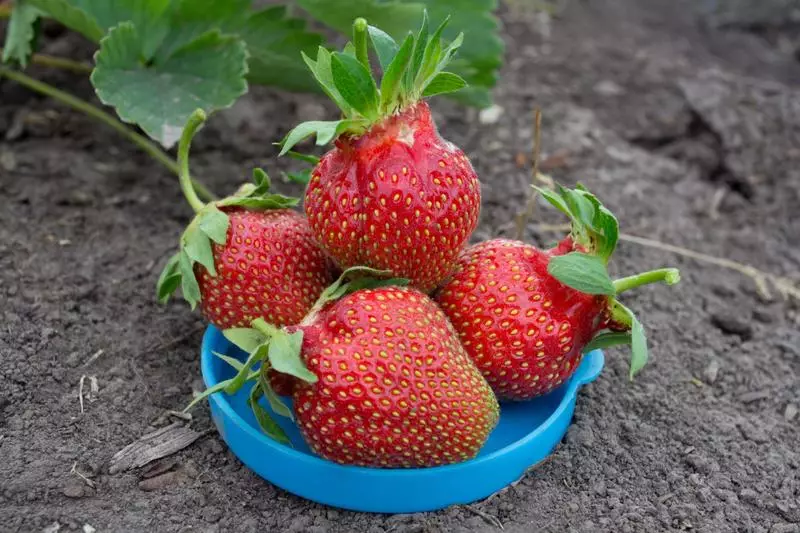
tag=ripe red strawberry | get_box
[280,16,480,291]
[436,185,681,400]
[194,272,500,467]
[157,111,335,394]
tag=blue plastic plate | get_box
[200,325,604,513]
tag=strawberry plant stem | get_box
[0,65,216,202]
[177,110,208,213]
[353,18,370,69]
[0,49,92,73]
[613,268,680,294]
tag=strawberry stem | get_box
[251,318,282,338]
[613,268,681,294]
[353,17,370,69]
[178,109,208,213]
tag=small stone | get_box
[201,507,223,523]
[42,522,61,533]
[593,481,607,497]
[739,488,760,504]
[593,80,624,96]
[770,524,800,533]
[138,471,184,491]
[740,390,771,404]
[0,148,16,171]
[711,310,754,339]
[478,105,504,124]
[62,482,85,499]
[785,404,798,421]
[740,423,769,443]
[703,359,721,384]
[209,439,224,454]
[82,525,96,533]
[710,283,737,299]
[753,308,777,324]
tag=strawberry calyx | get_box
[183,266,410,443]
[279,12,466,155]
[537,183,682,379]
[156,109,300,310]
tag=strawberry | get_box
[192,269,500,468]
[157,110,334,334]
[279,16,480,291]
[435,185,681,400]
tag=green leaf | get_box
[379,33,413,111]
[212,350,246,372]
[178,250,201,309]
[259,373,293,419]
[182,224,215,276]
[91,23,248,148]
[25,0,103,41]
[248,382,291,445]
[268,330,317,384]
[422,71,466,97]
[279,119,365,155]
[285,151,320,165]
[196,204,229,245]
[331,52,379,119]
[2,1,42,67]
[225,344,269,395]
[582,331,632,354]
[367,25,398,71]
[154,0,249,60]
[218,196,300,210]
[156,252,182,304]
[238,6,324,93]
[548,252,616,296]
[535,186,571,218]
[223,328,267,354]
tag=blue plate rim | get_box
[200,325,605,475]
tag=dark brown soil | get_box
[1,1,799,532]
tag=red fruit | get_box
[291,285,499,467]
[436,185,681,400]
[281,16,480,291]
[157,109,335,336]
[303,102,480,292]
[436,239,607,399]
[196,208,333,329]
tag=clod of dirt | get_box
[61,482,86,499]
[710,309,755,339]
[138,470,187,492]
[785,404,798,421]
[703,358,721,384]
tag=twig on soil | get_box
[528,224,800,301]
[708,187,726,220]
[70,462,96,488]
[462,506,504,530]
[83,349,104,367]
[515,107,549,241]
[0,66,216,202]
[78,375,86,414]
[109,422,209,474]
[0,48,92,73]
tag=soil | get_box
[1,0,799,532]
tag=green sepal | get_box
[223,328,267,354]
[603,299,649,380]
[224,343,269,395]
[309,266,410,315]
[183,223,216,276]
[285,169,312,186]
[279,119,367,156]
[217,168,300,209]
[260,371,293,419]
[267,329,317,384]
[248,380,292,445]
[367,25,399,71]
[422,71,467,98]
[404,9,429,94]
[156,252,182,304]
[535,184,620,264]
[178,250,201,309]
[331,51,380,120]
[302,48,353,115]
[284,151,320,165]
[379,33,414,112]
[211,351,246,372]
[548,252,616,296]
[582,331,632,354]
[196,204,229,244]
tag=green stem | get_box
[613,268,680,294]
[353,17,370,69]
[0,49,92,73]
[177,109,208,213]
[0,65,216,202]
